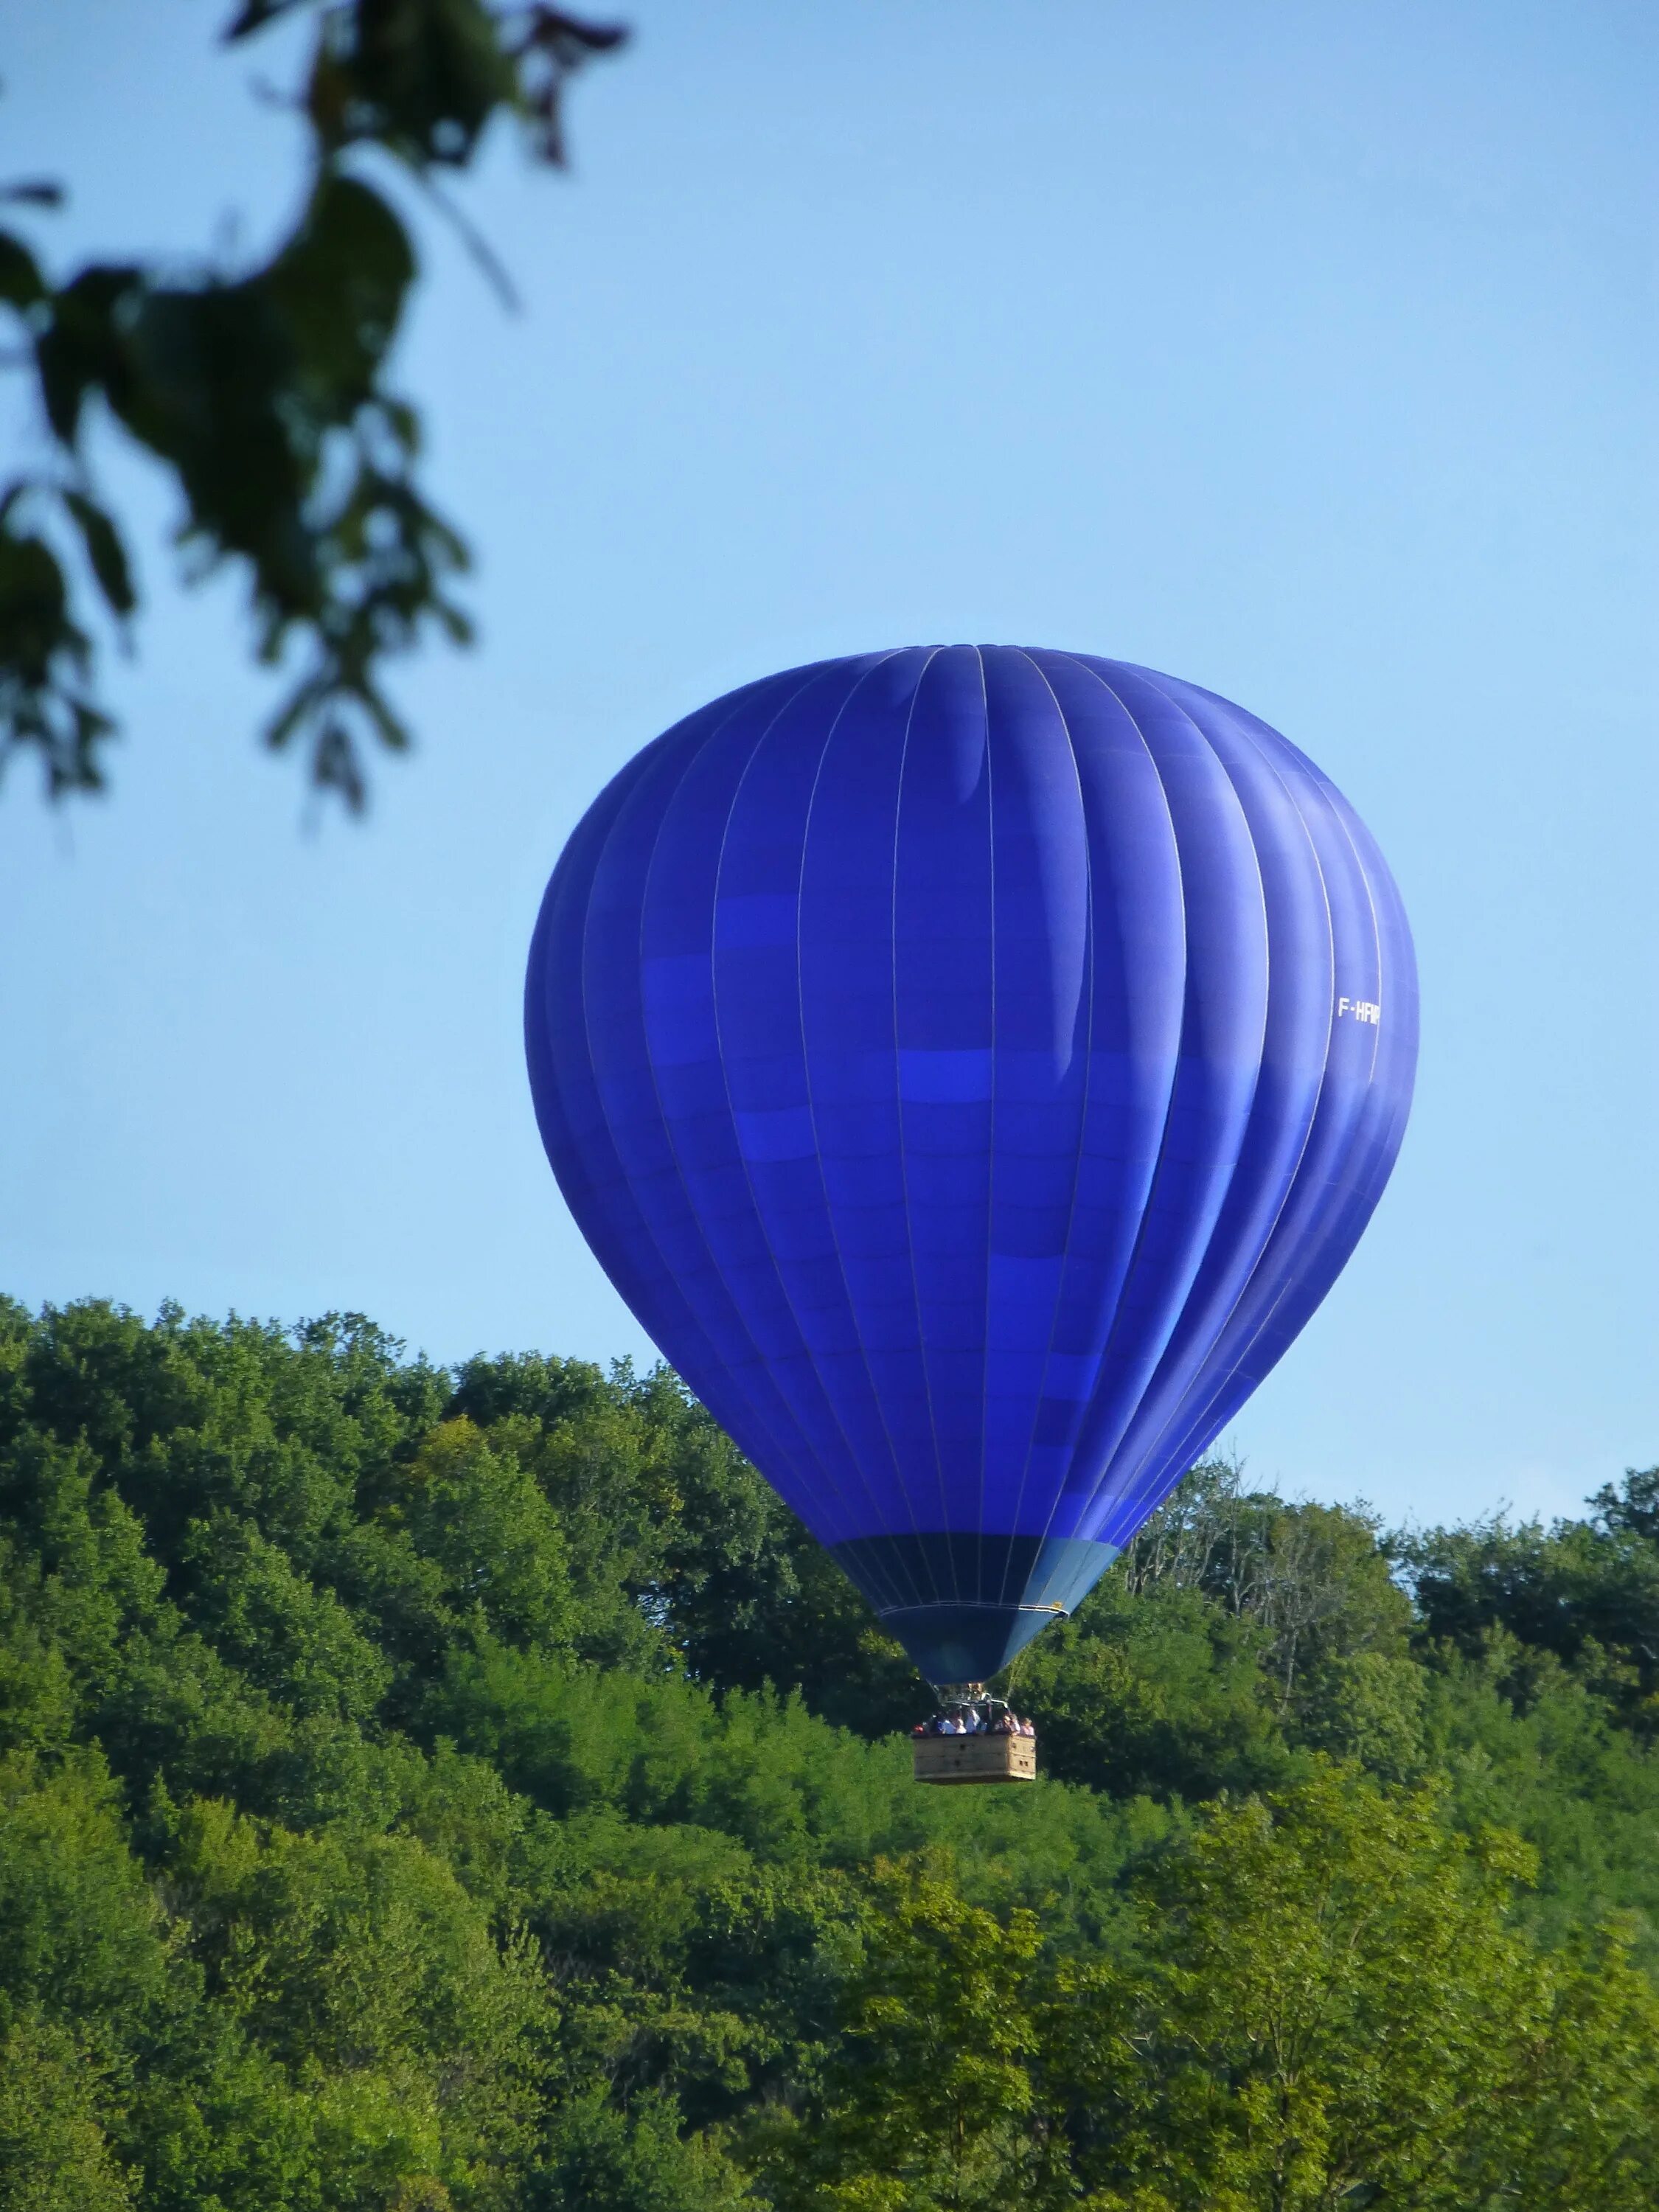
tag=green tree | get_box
[0,2017,133,2211]
[755,1770,1659,2212]
[751,1853,1050,2212]
[0,1,625,805]
[1051,1767,1659,2212]
[161,1791,553,2198]
[1397,1478,1659,1736]
[1013,1571,1293,1804]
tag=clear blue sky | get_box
[3,1,1655,1531]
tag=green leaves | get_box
[0,490,113,794]
[1,1,627,806]
[62,493,133,619]
[263,171,417,410]
[756,1854,1048,2212]
[0,2016,134,2211]
[0,229,45,310]
[751,1772,1659,2212]
[293,1,629,173]
[223,0,309,39]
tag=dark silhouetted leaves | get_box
[62,493,133,619]
[0,1,626,806]
[0,229,45,309]
[0,494,112,794]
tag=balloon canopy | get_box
[525,649,1416,1685]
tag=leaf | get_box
[262,674,326,751]
[312,716,367,810]
[305,0,517,168]
[525,8,630,60]
[221,0,305,42]
[514,6,630,167]
[0,180,64,209]
[63,491,136,618]
[0,518,77,675]
[35,265,140,445]
[0,229,44,310]
[263,174,416,406]
[355,678,411,754]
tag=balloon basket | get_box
[911,1690,1037,1784]
[913,1732,1037,1785]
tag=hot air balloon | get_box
[524,647,1416,1732]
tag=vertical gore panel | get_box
[528,691,818,1498]
[1060,660,1270,1516]
[638,660,884,1545]
[1093,664,1334,1531]
[799,650,942,1586]
[1009,652,1186,1546]
[1091,670,1413,1527]
[893,648,996,1575]
[714,659,917,1543]
[977,649,1091,1535]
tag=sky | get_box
[2,1,1655,1532]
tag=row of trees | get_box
[1,1294,1657,2207]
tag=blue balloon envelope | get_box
[526,650,1416,1684]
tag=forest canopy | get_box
[1,1293,1658,2209]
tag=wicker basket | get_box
[912,1731,1037,1785]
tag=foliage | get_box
[1045,1772,1658,2211]
[0,2,625,805]
[0,1291,1657,2208]
[748,1854,1051,2212]
[750,1773,1659,2211]
[1396,1472,1659,1732]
